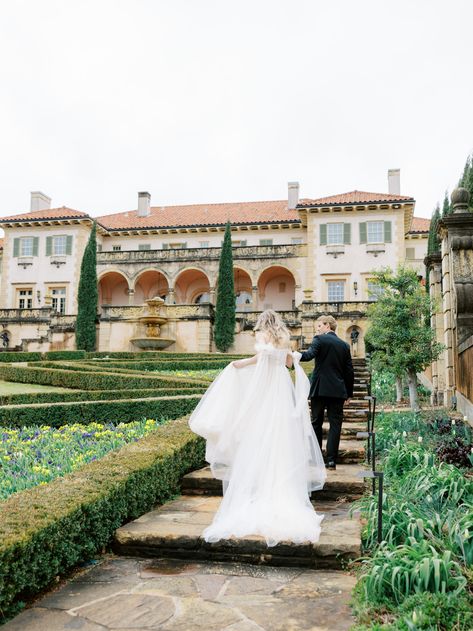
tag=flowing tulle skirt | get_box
[189,351,326,546]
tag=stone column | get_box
[127,288,135,305]
[425,252,445,405]
[166,289,176,305]
[209,287,216,305]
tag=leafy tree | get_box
[214,221,235,351]
[76,222,98,351]
[365,266,443,410]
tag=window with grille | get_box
[51,287,66,314]
[406,247,416,259]
[17,289,33,309]
[291,237,303,244]
[259,239,273,246]
[52,236,67,255]
[327,223,344,245]
[327,281,345,302]
[138,244,151,250]
[232,240,247,247]
[367,221,384,243]
[199,241,209,248]
[112,245,121,251]
[20,238,34,256]
[367,281,384,301]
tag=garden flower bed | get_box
[352,410,473,630]
[0,419,167,500]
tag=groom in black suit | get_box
[299,315,354,470]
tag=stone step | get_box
[182,464,366,501]
[114,496,362,570]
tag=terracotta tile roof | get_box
[96,200,301,231]
[408,217,430,233]
[0,207,90,222]
[297,190,414,207]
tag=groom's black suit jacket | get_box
[300,331,354,400]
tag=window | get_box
[291,237,303,245]
[138,244,151,250]
[97,244,103,252]
[327,223,344,245]
[199,241,209,248]
[406,247,416,260]
[112,245,122,251]
[367,221,384,243]
[17,288,33,309]
[367,281,384,301]
[166,242,187,249]
[52,235,67,255]
[327,281,345,302]
[232,240,247,247]
[20,237,34,257]
[51,287,66,314]
[259,239,273,246]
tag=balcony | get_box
[97,243,306,265]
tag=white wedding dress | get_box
[189,338,326,546]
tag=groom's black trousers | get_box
[310,396,344,463]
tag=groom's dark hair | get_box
[317,315,337,331]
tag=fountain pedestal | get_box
[130,297,175,350]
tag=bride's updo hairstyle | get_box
[253,309,291,348]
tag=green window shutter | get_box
[343,223,351,244]
[320,224,327,245]
[66,235,73,255]
[46,236,52,256]
[13,238,19,257]
[359,222,367,244]
[32,237,39,256]
[384,221,392,243]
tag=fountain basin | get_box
[130,337,175,350]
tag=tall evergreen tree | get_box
[441,190,451,217]
[458,155,471,188]
[214,222,235,351]
[76,222,98,351]
[427,204,441,255]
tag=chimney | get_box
[30,191,51,212]
[288,181,300,210]
[387,169,400,195]
[137,191,151,217]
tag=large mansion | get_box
[0,170,429,354]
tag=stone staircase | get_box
[114,359,369,571]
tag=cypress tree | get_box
[427,204,441,255]
[458,155,471,188]
[214,221,235,351]
[441,190,451,217]
[76,222,98,351]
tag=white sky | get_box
[1,0,472,220]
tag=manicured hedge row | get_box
[0,352,42,362]
[0,363,207,391]
[0,387,206,406]
[80,359,233,371]
[44,350,87,360]
[86,351,246,359]
[0,394,201,427]
[0,416,205,622]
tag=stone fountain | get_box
[130,296,175,350]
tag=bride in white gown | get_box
[189,310,326,547]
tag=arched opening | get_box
[134,270,169,304]
[257,266,296,311]
[174,269,211,304]
[346,325,364,358]
[98,272,130,309]
[234,268,253,311]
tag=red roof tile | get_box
[408,217,430,233]
[298,190,414,207]
[0,207,90,222]
[96,200,301,231]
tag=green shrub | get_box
[86,351,246,359]
[0,416,205,622]
[0,387,206,406]
[0,363,205,391]
[0,394,201,427]
[43,350,87,360]
[0,352,42,363]
[398,592,473,631]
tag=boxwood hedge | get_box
[0,416,205,622]
[0,394,202,427]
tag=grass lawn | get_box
[0,380,76,395]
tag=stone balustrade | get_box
[97,243,305,265]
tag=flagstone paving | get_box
[2,556,357,631]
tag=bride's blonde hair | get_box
[253,310,291,348]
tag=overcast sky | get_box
[1,0,472,220]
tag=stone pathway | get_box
[3,556,357,631]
